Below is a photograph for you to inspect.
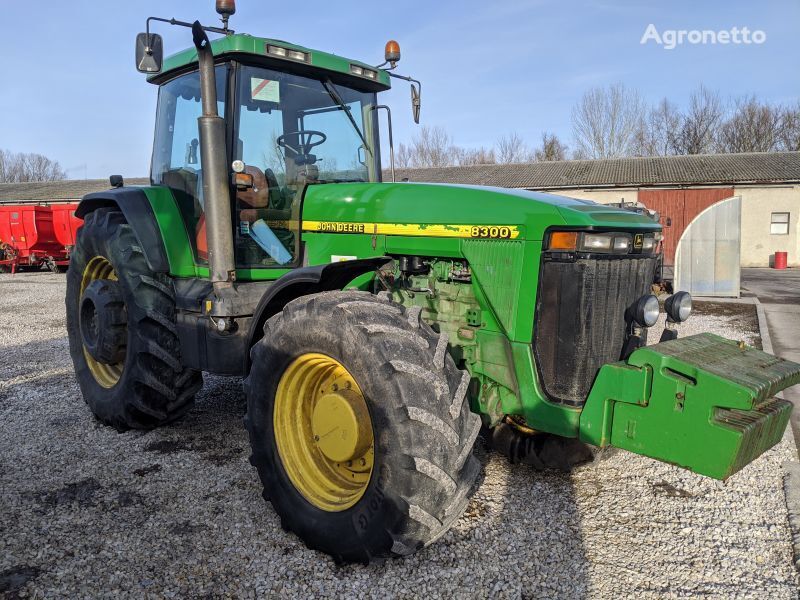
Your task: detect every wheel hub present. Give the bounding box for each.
[79,256,126,388]
[80,279,127,365]
[311,389,371,463]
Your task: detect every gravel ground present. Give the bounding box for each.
[1,272,798,598]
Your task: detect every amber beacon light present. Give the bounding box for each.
[385,40,401,66]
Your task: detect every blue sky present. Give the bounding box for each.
[0,0,797,179]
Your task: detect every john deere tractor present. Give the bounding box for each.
[66,1,800,563]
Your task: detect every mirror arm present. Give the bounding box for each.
[372,105,395,183]
[387,72,421,93]
[386,72,422,124]
[144,15,232,53]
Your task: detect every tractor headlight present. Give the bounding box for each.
[546,230,660,254]
[580,233,613,252]
[632,294,660,327]
[665,291,692,323]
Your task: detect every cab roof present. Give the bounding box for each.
[148,33,392,91]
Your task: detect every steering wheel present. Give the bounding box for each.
[277,130,327,156]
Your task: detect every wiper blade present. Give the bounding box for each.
[322,79,371,155]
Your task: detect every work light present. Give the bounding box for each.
[664,291,692,323]
[632,294,660,327]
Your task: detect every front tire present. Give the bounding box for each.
[244,291,482,563]
[66,208,203,430]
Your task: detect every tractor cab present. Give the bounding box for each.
[137,9,416,273]
[149,54,385,268]
[147,39,396,272]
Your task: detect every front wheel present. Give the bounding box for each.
[244,291,481,563]
[65,208,203,430]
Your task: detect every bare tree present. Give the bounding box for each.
[778,101,800,151]
[395,143,413,168]
[718,96,783,153]
[0,150,9,183]
[453,146,496,166]
[633,98,682,156]
[571,83,646,159]
[0,149,67,183]
[534,132,568,161]
[673,85,724,154]
[496,133,533,164]
[403,126,457,168]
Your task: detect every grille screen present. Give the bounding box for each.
[534,256,658,406]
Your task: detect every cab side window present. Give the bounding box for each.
[151,67,227,263]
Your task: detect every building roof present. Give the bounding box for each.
[0,178,149,203]
[0,152,797,203]
[387,151,800,190]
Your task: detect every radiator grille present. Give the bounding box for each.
[534,256,658,406]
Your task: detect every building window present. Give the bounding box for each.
[770,212,790,235]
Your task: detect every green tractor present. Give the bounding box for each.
[66,1,800,563]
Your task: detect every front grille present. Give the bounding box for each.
[534,256,658,406]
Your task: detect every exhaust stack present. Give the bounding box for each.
[192,21,235,291]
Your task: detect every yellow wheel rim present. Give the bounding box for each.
[274,353,374,511]
[80,256,124,388]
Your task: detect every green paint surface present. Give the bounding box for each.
[303,182,662,240]
[151,33,391,88]
[580,333,800,479]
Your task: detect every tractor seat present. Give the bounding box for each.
[237,166,270,209]
[238,166,290,222]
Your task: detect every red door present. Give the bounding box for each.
[639,188,734,268]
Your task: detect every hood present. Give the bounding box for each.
[302,182,660,241]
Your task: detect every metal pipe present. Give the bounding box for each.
[374,105,395,182]
[192,21,235,290]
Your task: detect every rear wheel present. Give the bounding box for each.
[66,208,203,430]
[245,291,482,563]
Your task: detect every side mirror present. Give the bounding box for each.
[411,83,421,124]
[136,32,163,74]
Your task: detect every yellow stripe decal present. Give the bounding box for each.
[301,221,521,240]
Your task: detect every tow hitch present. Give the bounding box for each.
[580,333,800,479]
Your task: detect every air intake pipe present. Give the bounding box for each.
[192,21,235,291]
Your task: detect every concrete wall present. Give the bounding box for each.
[536,184,800,268]
[735,185,800,267]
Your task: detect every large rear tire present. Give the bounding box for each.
[244,291,482,563]
[66,208,203,430]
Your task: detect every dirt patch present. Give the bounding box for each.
[36,478,102,508]
[653,481,694,498]
[143,435,244,465]
[693,301,756,320]
[143,439,192,454]
[0,565,41,597]
[133,463,162,477]
[167,521,208,536]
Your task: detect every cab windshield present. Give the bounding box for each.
[236,65,380,186]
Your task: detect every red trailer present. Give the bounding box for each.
[0,203,79,272]
[50,202,82,252]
